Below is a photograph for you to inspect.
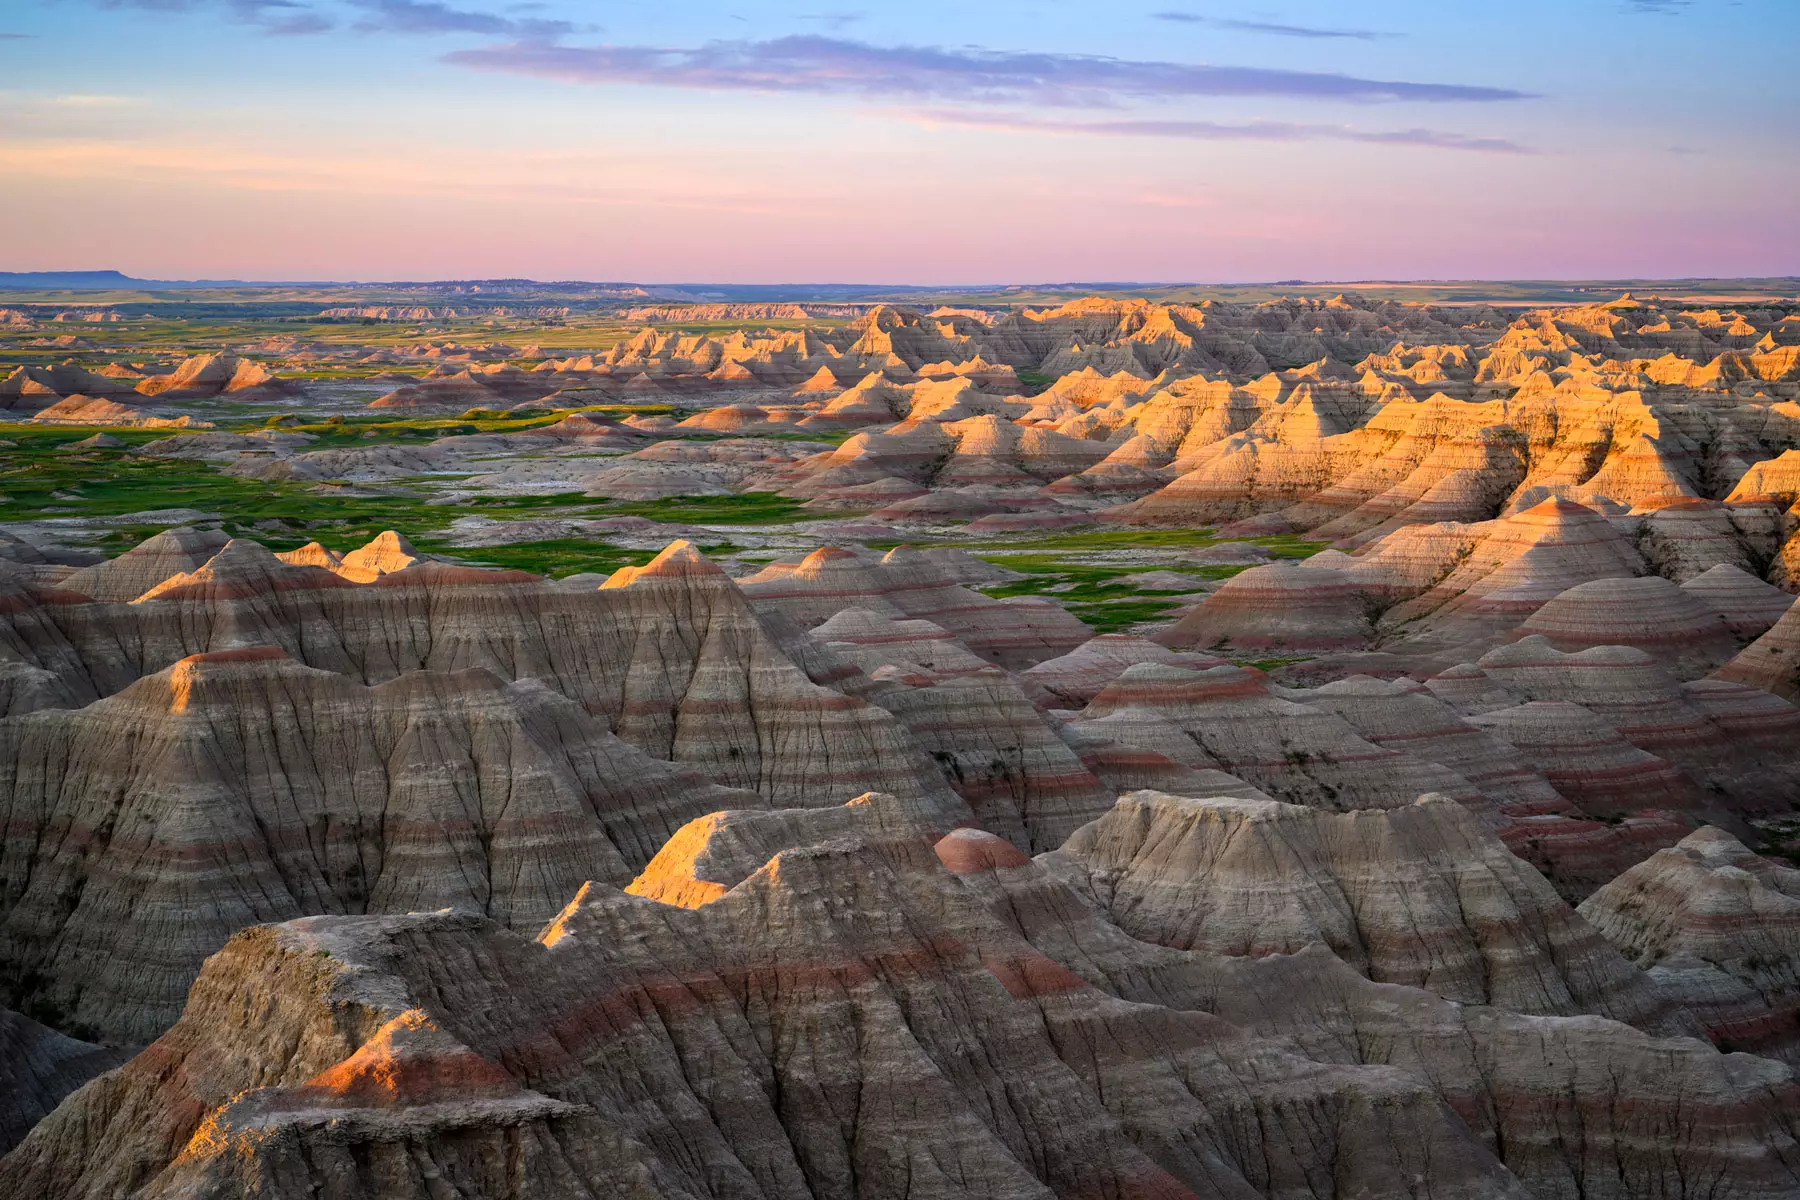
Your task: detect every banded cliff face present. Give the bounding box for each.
[0,539,952,809]
[0,818,1530,1200]
[941,823,1800,1200]
[8,795,1798,1200]
[0,647,774,1043]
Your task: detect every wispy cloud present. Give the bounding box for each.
[445,35,1530,106]
[0,32,37,39]
[99,0,332,35]
[797,10,865,30]
[97,0,576,36]
[908,108,1534,153]
[1623,0,1688,11]
[346,0,574,37]
[1150,14,1391,40]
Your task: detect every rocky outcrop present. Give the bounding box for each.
[949,827,1800,1200]
[1040,791,1689,1031]
[0,828,1537,1200]
[0,1009,124,1153]
[1580,827,1800,1060]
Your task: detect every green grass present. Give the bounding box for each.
[415,539,655,579]
[1065,598,1185,633]
[1242,656,1314,673]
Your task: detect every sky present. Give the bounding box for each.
[1,0,1797,284]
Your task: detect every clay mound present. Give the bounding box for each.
[1724,448,1800,506]
[1714,597,1800,701]
[1157,563,1373,652]
[1020,634,1224,707]
[1180,540,1273,567]
[796,475,927,511]
[1468,701,1699,813]
[870,487,1018,521]
[1297,674,1565,815]
[0,534,955,813]
[675,403,771,432]
[519,411,637,442]
[134,537,346,601]
[1377,498,1645,640]
[59,526,232,601]
[1041,790,1686,1029]
[1458,637,1800,815]
[1580,826,1800,1060]
[954,828,1795,1199]
[739,544,1090,668]
[28,395,210,429]
[1514,575,1739,676]
[0,1009,126,1153]
[811,607,991,677]
[1681,562,1795,638]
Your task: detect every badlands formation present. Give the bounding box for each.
[2,291,1800,1196]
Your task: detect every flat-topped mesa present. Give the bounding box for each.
[1155,562,1374,653]
[1072,662,1484,813]
[1579,826,1800,1063]
[1512,575,1740,677]
[1040,790,1690,1032]
[0,646,770,1042]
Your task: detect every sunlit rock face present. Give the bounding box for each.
[7,289,1800,1194]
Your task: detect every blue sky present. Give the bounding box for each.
[2,0,1795,282]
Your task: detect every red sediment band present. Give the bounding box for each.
[935,831,1031,875]
[181,645,290,665]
